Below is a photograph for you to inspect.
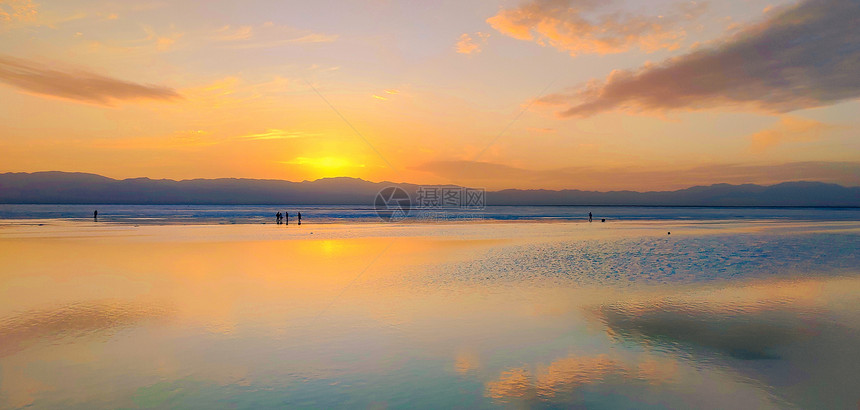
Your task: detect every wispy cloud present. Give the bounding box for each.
[211,22,337,49]
[371,88,401,101]
[228,33,337,49]
[487,0,705,56]
[539,0,860,117]
[213,24,253,41]
[527,127,555,133]
[0,55,181,105]
[85,24,184,53]
[142,25,183,51]
[235,129,318,141]
[456,32,489,54]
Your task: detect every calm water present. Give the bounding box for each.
[1,218,859,408]
[1,203,859,224]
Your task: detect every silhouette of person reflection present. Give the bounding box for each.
[93,210,98,221]
[297,212,302,225]
[588,212,592,222]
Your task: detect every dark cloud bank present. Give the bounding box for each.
[541,0,860,116]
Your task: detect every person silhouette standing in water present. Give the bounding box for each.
[284,211,289,225]
[588,212,592,222]
[297,212,302,225]
[93,210,98,221]
[276,212,282,224]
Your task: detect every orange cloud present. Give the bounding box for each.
[142,25,183,52]
[486,0,704,56]
[0,0,37,24]
[749,116,831,152]
[456,32,489,54]
[0,55,182,105]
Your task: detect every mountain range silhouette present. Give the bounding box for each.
[1,171,858,207]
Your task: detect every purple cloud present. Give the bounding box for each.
[0,55,181,105]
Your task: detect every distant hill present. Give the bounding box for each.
[0,171,858,207]
[487,182,860,207]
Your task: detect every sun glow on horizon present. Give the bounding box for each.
[281,156,366,178]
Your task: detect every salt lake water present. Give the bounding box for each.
[0,208,859,408]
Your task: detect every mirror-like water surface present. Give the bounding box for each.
[1,219,858,408]
[2,203,860,224]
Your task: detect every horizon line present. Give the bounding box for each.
[3,170,859,194]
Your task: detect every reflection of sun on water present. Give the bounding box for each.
[318,240,343,256]
[293,239,370,260]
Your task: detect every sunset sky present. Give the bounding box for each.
[1,0,858,190]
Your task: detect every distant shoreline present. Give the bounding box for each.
[0,203,858,209]
[2,204,860,226]
[3,217,860,228]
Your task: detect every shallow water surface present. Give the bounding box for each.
[0,221,858,408]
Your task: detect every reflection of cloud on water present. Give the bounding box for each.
[534,354,629,398]
[486,368,532,400]
[588,276,860,408]
[454,351,480,375]
[0,299,173,357]
[598,305,810,360]
[483,277,860,407]
[635,358,678,385]
[485,353,679,402]
[590,279,830,359]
